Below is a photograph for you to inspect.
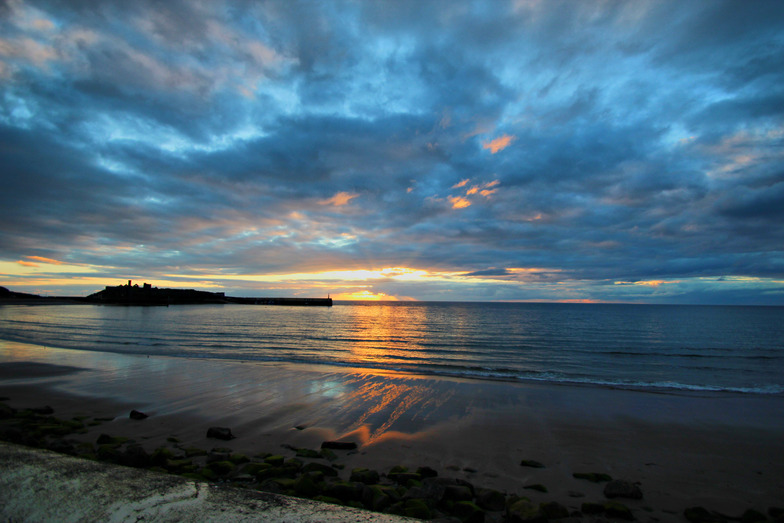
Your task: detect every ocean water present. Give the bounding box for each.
[1,302,782,395]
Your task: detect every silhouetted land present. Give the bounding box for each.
[0,282,331,307]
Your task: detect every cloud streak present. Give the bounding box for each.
[1,0,783,304]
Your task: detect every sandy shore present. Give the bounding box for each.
[2,339,783,521]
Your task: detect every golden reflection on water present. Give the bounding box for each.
[330,370,457,446]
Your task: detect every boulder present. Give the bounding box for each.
[129,409,148,420]
[507,498,546,523]
[206,427,235,440]
[417,465,439,478]
[475,488,506,512]
[603,479,643,499]
[350,468,380,485]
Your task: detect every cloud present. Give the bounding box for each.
[319,192,360,207]
[0,1,782,303]
[482,134,515,154]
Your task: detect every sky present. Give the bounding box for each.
[1,0,783,304]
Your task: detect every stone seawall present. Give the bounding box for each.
[0,442,408,522]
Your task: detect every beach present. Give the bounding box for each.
[1,339,783,521]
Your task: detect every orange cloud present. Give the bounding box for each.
[319,191,359,206]
[452,178,470,189]
[27,256,64,265]
[483,134,515,154]
[448,195,472,209]
[17,260,39,267]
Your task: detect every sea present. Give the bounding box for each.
[1,301,783,395]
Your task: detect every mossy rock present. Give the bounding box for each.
[508,498,544,522]
[229,453,250,464]
[475,488,506,512]
[350,467,380,485]
[524,483,548,493]
[604,501,634,521]
[206,460,236,476]
[296,448,322,459]
[165,458,195,473]
[324,481,364,503]
[573,472,612,483]
[241,462,272,477]
[184,447,207,457]
[403,498,432,520]
[151,447,178,466]
[293,474,321,498]
[199,467,218,481]
[166,437,181,443]
[453,500,485,523]
[302,462,338,477]
[389,465,409,474]
[96,444,123,463]
[264,454,285,467]
[269,477,297,490]
[319,448,338,461]
[520,459,545,468]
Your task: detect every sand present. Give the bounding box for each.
[1,339,783,521]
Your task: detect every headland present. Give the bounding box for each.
[0,282,332,306]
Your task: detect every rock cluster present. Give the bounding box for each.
[2,399,782,522]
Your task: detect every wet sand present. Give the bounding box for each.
[1,339,783,520]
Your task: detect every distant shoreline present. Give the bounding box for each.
[0,283,332,307]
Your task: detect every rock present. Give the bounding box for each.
[206,460,235,476]
[581,502,605,514]
[120,444,151,468]
[302,461,338,477]
[417,465,439,478]
[507,498,546,523]
[770,507,784,519]
[295,448,322,459]
[206,427,235,440]
[603,479,643,500]
[206,450,231,463]
[453,501,485,523]
[129,409,148,420]
[443,484,473,502]
[0,403,17,418]
[388,471,421,485]
[292,474,320,497]
[324,481,365,503]
[540,501,570,520]
[568,491,585,498]
[524,484,547,493]
[741,509,768,523]
[519,459,545,468]
[604,501,634,521]
[47,438,76,455]
[31,405,54,415]
[350,468,380,485]
[403,498,433,520]
[320,440,357,450]
[684,506,728,523]
[476,488,506,512]
[573,472,612,483]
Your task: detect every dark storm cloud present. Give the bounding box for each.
[1,0,783,302]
